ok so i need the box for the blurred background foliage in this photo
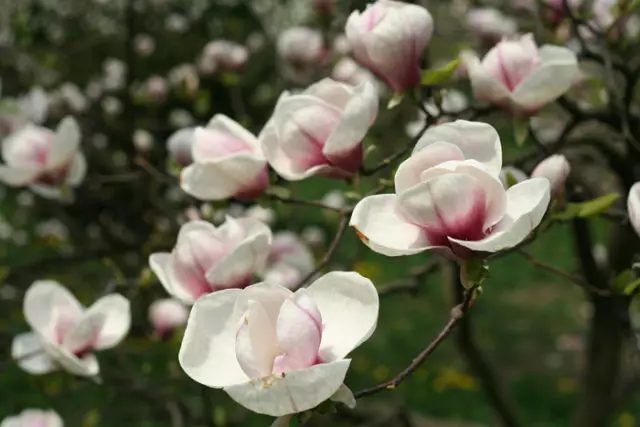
[0,0,638,426]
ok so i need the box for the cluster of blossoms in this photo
[5,0,640,425]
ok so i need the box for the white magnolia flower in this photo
[260,78,378,181]
[262,231,315,288]
[0,117,86,199]
[1,409,63,427]
[199,40,249,74]
[464,34,580,116]
[167,127,196,166]
[346,0,433,92]
[12,281,130,377]
[351,120,551,259]
[149,218,272,305]
[465,8,518,43]
[181,115,268,201]
[277,27,325,67]
[627,182,640,237]
[531,154,570,197]
[178,271,378,417]
[148,298,189,336]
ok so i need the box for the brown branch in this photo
[516,250,612,296]
[377,259,442,297]
[450,264,521,427]
[354,282,477,399]
[293,213,350,290]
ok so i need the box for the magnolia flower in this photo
[180,115,268,201]
[200,40,248,74]
[627,182,640,237]
[350,120,551,259]
[499,166,528,189]
[464,34,579,116]
[244,205,276,225]
[179,271,378,416]
[346,0,433,93]
[19,87,49,125]
[0,117,86,199]
[531,154,570,197]
[1,409,63,427]
[149,299,189,337]
[260,78,377,181]
[12,280,130,377]
[592,0,640,38]
[277,27,325,67]
[262,232,315,288]
[149,218,272,304]
[167,127,195,166]
[465,8,518,44]
[133,129,154,153]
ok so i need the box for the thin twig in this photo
[268,192,344,213]
[293,213,350,290]
[377,259,442,297]
[516,250,612,296]
[354,284,477,398]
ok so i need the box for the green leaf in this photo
[460,258,489,288]
[512,117,529,147]
[421,58,461,86]
[612,269,640,295]
[624,278,640,295]
[219,72,239,86]
[577,193,619,217]
[552,193,620,220]
[387,92,405,109]
[505,171,519,188]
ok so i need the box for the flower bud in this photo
[345,0,433,92]
[531,154,570,197]
[149,298,189,338]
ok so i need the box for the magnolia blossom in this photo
[345,0,433,92]
[149,218,272,305]
[260,78,377,181]
[531,154,570,197]
[0,117,86,199]
[465,8,518,44]
[464,34,579,116]
[18,87,49,125]
[12,280,130,377]
[179,271,378,416]
[181,115,268,201]
[149,299,189,337]
[199,40,248,74]
[167,127,195,166]
[0,409,63,427]
[499,166,528,189]
[627,182,640,237]
[592,0,640,38]
[277,27,325,67]
[351,120,551,259]
[262,232,315,288]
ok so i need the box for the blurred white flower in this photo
[134,33,156,56]
[0,409,63,427]
[149,299,189,337]
[133,129,154,153]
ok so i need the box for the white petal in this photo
[11,332,56,375]
[235,300,278,379]
[46,117,81,170]
[41,340,99,377]
[350,194,431,256]
[466,54,511,106]
[224,360,350,416]
[394,141,464,194]
[413,120,503,176]
[65,153,87,187]
[207,114,262,153]
[205,226,272,288]
[149,253,197,304]
[512,46,579,109]
[180,155,267,201]
[178,289,249,388]
[23,280,83,342]
[451,177,550,252]
[234,282,292,327]
[323,81,378,158]
[306,271,378,362]
[303,78,354,110]
[28,184,64,200]
[330,384,356,409]
[0,166,40,186]
[82,294,131,350]
[273,290,322,372]
[628,182,640,236]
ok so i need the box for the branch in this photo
[268,192,344,213]
[450,264,521,427]
[293,213,350,290]
[354,281,477,399]
[377,259,442,297]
